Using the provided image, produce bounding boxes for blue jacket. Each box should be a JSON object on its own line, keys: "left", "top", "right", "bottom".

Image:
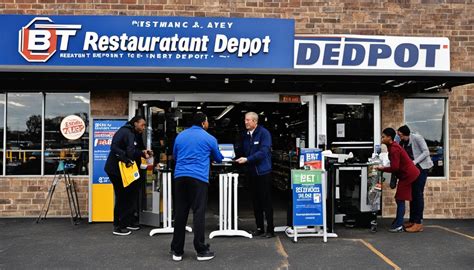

{"left": 173, "top": 126, "right": 224, "bottom": 183}
{"left": 241, "top": 125, "right": 272, "bottom": 175}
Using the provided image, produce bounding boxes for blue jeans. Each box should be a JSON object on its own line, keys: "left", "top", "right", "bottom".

{"left": 393, "top": 200, "right": 405, "bottom": 228}
{"left": 409, "top": 169, "right": 428, "bottom": 224}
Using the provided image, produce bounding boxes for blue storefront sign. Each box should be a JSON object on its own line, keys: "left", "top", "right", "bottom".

{"left": 92, "top": 119, "right": 126, "bottom": 184}
{"left": 0, "top": 15, "right": 294, "bottom": 69}
{"left": 292, "top": 170, "right": 324, "bottom": 226}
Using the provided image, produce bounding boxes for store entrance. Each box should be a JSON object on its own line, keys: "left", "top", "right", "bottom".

{"left": 133, "top": 94, "right": 314, "bottom": 226}
{"left": 320, "top": 95, "right": 381, "bottom": 161}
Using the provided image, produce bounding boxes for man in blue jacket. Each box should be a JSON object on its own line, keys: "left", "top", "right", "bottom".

{"left": 170, "top": 112, "right": 223, "bottom": 262}
{"left": 236, "top": 112, "right": 274, "bottom": 238}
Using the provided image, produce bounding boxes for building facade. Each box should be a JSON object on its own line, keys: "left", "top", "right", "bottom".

{"left": 0, "top": 0, "right": 473, "bottom": 219}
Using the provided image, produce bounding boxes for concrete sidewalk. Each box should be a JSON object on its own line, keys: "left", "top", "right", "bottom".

{"left": 1, "top": 217, "right": 473, "bottom": 269}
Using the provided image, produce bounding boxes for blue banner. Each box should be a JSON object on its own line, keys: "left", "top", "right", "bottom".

{"left": 92, "top": 119, "right": 126, "bottom": 184}
{"left": 0, "top": 15, "right": 294, "bottom": 69}
{"left": 292, "top": 170, "right": 324, "bottom": 226}
{"left": 299, "top": 148, "right": 322, "bottom": 169}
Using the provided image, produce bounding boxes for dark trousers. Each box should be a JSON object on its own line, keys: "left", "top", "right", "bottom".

{"left": 171, "top": 177, "right": 209, "bottom": 255}
{"left": 409, "top": 169, "right": 428, "bottom": 224}
{"left": 393, "top": 199, "right": 405, "bottom": 228}
{"left": 109, "top": 174, "right": 138, "bottom": 229}
{"left": 249, "top": 173, "right": 274, "bottom": 233}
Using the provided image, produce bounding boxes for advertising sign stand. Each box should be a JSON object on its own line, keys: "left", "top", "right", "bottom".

{"left": 285, "top": 169, "right": 337, "bottom": 243}
{"left": 287, "top": 150, "right": 338, "bottom": 243}
{"left": 209, "top": 173, "right": 252, "bottom": 239}
{"left": 37, "top": 161, "right": 81, "bottom": 225}
{"left": 149, "top": 171, "right": 192, "bottom": 236}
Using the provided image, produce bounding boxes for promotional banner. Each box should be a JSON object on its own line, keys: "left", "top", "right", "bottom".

{"left": 292, "top": 170, "right": 324, "bottom": 226}
{"left": 0, "top": 15, "right": 294, "bottom": 69}
{"left": 295, "top": 35, "right": 450, "bottom": 71}
{"left": 299, "top": 148, "right": 322, "bottom": 169}
{"left": 92, "top": 119, "right": 126, "bottom": 184}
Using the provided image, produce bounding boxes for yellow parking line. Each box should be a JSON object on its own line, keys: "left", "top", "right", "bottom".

{"left": 425, "top": 225, "right": 474, "bottom": 240}
{"left": 275, "top": 236, "right": 290, "bottom": 270}
{"left": 343, "top": 239, "right": 401, "bottom": 270}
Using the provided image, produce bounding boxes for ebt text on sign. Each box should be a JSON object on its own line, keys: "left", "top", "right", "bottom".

{"left": 19, "top": 17, "right": 81, "bottom": 62}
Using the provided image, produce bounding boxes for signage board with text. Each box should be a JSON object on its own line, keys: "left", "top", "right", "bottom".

{"left": 0, "top": 15, "right": 294, "bottom": 69}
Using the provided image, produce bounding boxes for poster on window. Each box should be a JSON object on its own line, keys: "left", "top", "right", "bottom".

{"left": 92, "top": 119, "right": 126, "bottom": 184}
{"left": 292, "top": 169, "right": 324, "bottom": 226}
{"left": 336, "top": 123, "right": 345, "bottom": 138}
{"left": 60, "top": 115, "right": 86, "bottom": 140}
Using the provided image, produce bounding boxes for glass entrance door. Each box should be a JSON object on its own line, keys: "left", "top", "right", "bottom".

{"left": 319, "top": 95, "right": 380, "bottom": 162}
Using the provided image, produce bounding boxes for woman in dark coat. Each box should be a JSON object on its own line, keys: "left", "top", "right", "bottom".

{"left": 377, "top": 128, "right": 420, "bottom": 232}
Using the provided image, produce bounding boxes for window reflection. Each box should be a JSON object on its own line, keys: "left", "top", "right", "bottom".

{"left": 44, "top": 93, "right": 89, "bottom": 175}
{"left": 404, "top": 99, "right": 446, "bottom": 177}
{"left": 6, "top": 93, "right": 42, "bottom": 175}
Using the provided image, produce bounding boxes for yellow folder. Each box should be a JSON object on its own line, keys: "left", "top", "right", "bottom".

{"left": 119, "top": 161, "right": 140, "bottom": 188}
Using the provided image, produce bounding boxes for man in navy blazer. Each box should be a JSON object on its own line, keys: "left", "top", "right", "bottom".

{"left": 236, "top": 112, "right": 274, "bottom": 238}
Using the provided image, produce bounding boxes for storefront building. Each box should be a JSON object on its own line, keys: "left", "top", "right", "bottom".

{"left": 0, "top": 1, "right": 473, "bottom": 219}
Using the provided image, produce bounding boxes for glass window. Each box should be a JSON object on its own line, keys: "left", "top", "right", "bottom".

{"left": 44, "top": 93, "right": 90, "bottom": 175}
{"left": 404, "top": 99, "right": 446, "bottom": 177}
{"left": 6, "top": 93, "right": 42, "bottom": 175}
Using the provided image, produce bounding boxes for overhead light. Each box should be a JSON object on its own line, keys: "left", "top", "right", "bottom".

{"left": 190, "top": 75, "right": 197, "bottom": 80}
{"left": 165, "top": 77, "right": 171, "bottom": 83}
{"left": 248, "top": 79, "right": 253, "bottom": 84}
{"left": 216, "top": 105, "right": 235, "bottom": 120}
{"left": 224, "top": 78, "right": 229, "bottom": 84}
{"left": 424, "top": 82, "right": 447, "bottom": 91}
{"left": 271, "top": 78, "right": 276, "bottom": 84}
{"left": 150, "top": 107, "right": 164, "bottom": 114}
{"left": 383, "top": 80, "right": 396, "bottom": 85}
{"left": 197, "top": 106, "right": 201, "bottom": 110}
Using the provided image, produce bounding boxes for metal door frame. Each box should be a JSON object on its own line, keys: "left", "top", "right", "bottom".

{"left": 317, "top": 94, "right": 381, "bottom": 149}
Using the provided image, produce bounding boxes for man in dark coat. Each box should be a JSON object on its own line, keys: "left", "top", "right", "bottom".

{"left": 104, "top": 116, "right": 151, "bottom": 236}
{"left": 236, "top": 112, "right": 274, "bottom": 238}
{"left": 377, "top": 128, "right": 420, "bottom": 232}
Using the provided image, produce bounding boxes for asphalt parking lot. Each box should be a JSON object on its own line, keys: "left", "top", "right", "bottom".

{"left": 1, "top": 216, "right": 473, "bottom": 269}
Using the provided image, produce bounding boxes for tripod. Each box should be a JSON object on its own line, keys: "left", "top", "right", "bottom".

{"left": 36, "top": 161, "right": 82, "bottom": 225}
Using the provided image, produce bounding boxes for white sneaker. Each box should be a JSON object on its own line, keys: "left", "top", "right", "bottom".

{"left": 197, "top": 250, "right": 215, "bottom": 261}
{"left": 170, "top": 251, "right": 182, "bottom": 262}
{"left": 388, "top": 226, "right": 404, "bottom": 233}
{"left": 113, "top": 228, "right": 131, "bottom": 236}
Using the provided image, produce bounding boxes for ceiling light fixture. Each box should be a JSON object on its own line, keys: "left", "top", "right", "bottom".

{"left": 424, "top": 82, "right": 447, "bottom": 91}
{"left": 216, "top": 105, "right": 235, "bottom": 120}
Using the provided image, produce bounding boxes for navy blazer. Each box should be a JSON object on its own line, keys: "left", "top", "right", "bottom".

{"left": 241, "top": 125, "right": 272, "bottom": 176}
